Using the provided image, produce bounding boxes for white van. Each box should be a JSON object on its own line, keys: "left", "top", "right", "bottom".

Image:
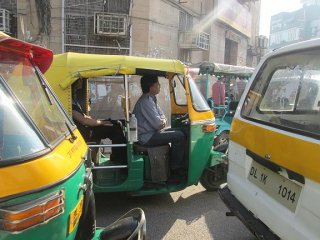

{"left": 219, "top": 38, "right": 320, "bottom": 240}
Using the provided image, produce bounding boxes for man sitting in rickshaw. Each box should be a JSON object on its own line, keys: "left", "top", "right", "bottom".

{"left": 71, "top": 79, "right": 126, "bottom": 162}
{"left": 133, "top": 75, "right": 187, "bottom": 182}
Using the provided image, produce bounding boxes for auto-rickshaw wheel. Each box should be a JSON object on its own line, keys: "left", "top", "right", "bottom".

{"left": 200, "top": 164, "right": 227, "bottom": 191}
{"left": 75, "top": 191, "right": 96, "bottom": 240}
{"left": 213, "top": 131, "right": 229, "bottom": 153}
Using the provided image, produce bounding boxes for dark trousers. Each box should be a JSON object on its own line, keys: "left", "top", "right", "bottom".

{"left": 144, "top": 128, "right": 186, "bottom": 171}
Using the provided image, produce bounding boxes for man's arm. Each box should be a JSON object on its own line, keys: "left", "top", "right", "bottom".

{"left": 140, "top": 99, "right": 166, "bottom": 130}
{"left": 72, "top": 110, "right": 112, "bottom": 127}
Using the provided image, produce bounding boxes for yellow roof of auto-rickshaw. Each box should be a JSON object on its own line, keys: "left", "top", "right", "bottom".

{"left": 45, "top": 52, "right": 186, "bottom": 89}
{"left": 0, "top": 31, "right": 53, "bottom": 73}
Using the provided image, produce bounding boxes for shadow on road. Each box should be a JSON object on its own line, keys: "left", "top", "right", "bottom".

{"left": 95, "top": 185, "right": 256, "bottom": 240}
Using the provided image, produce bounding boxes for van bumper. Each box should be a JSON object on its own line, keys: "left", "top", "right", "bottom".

{"left": 219, "top": 186, "right": 280, "bottom": 240}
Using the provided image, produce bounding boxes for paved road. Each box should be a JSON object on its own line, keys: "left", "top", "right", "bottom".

{"left": 95, "top": 184, "right": 256, "bottom": 240}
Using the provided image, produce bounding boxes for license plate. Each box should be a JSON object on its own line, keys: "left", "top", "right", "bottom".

{"left": 68, "top": 196, "right": 84, "bottom": 234}
{"left": 248, "top": 160, "right": 302, "bottom": 212}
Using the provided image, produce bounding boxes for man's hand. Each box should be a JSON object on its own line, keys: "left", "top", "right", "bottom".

{"left": 160, "top": 118, "right": 166, "bottom": 128}
{"left": 99, "top": 120, "right": 113, "bottom": 126}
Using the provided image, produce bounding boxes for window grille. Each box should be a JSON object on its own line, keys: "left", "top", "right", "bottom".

{"left": 95, "top": 13, "right": 127, "bottom": 36}
{"left": 0, "top": 9, "right": 10, "bottom": 33}
{"left": 179, "top": 11, "right": 193, "bottom": 32}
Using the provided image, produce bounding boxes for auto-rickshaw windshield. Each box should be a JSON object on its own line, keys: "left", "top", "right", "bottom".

{"left": 188, "top": 75, "right": 211, "bottom": 111}
{"left": 172, "top": 74, "right": 187, "bottom": 105}
{"left": 0, "top": 83, "right": 45, "bottom": 162}
{"left": 0, "top": 51, "right": 72, "bottom": 145}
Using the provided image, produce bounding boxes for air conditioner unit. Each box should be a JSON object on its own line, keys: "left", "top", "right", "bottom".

{"left": 178, "top": 31, "right": 210, "bottom": 50}
{"left": 94, "top": 13, "right": 128, "bottom": 36}
{"left": 0, "top": 9, "right": 10, "bottom": 33}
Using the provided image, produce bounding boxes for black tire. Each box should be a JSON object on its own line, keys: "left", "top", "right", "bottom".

{"left": 213, "top": 131, "right": 229, "bottom": 153}
{"left": 76, "top": 191, "right": 96, "bottom": 240}
{"left": 200, "top": 164, "right": 227, "bottom": 191}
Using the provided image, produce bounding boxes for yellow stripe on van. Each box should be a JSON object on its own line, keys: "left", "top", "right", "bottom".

{"left": 0, "top": 130, "right": 87, "bottom": 199}
{"left": 231, "top": 118, "right": 320, "bottom": 183}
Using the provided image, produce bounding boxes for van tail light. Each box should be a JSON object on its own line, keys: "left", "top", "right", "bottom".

{"left": 202, "top": 123, "right": 216, "bottom": 133}
{"left": 0, "top": 190, "right": 65, "bottom": 233}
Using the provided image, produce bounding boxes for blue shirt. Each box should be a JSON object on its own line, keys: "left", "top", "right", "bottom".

{"left": 133, "top": 94, "right": 165, "bottom": 144}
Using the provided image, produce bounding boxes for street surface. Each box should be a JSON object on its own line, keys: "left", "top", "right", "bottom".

{"left": 95, "top": 184, "right": 256, "bottom": 240}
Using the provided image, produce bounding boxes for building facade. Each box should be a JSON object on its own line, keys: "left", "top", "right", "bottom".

{"left": 269, "top": 2, "right": 320, "bottom": 49}
{"left": 0, "top": 0, "right": 262, "bottom": 67}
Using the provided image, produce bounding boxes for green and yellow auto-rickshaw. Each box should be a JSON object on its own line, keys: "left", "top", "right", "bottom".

{"left": 45, "top": 53, "right": 225, "bottom": 194}
{"left": 189, "top": 62, "right": 254, "bottom": 152}
{"left": 0, "top": 33, "right": 145, "bottom": 240}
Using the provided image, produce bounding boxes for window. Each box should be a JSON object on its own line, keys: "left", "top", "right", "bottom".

{"left": 0, "top": 9, "right": 10, "bottom": 33}
{"left": 241, "top": 49, "right": 320, "bottom": 139}
{"left": 95, "top": 13, "right": 127, "bottom": 36}
{"left": 179, "top": 11, "right": 193, "bottom": 32}
{"left": 196, "top": 32, "right": 210, "bottom": 50}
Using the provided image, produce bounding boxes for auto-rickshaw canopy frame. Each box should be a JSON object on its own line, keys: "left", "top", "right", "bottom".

{"left": 49, "top": 52, "right": 186, "bottom": 90}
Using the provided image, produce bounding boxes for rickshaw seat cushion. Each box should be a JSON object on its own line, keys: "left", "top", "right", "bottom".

{"left": 133, "top": 143, "right": 149, "bottom": 154}
{"left": 133, "top": 143, "right": 170, "bottom": 155}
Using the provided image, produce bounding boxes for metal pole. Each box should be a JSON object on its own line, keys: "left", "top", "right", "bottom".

{"left": 124, "top": 75, "right": 130, "bottom": 141}
{"left": 61, "top": 0, "right": 65, "bottom": 52}
{"left": 205, "top": 72, "right": 209, "bottom": 100}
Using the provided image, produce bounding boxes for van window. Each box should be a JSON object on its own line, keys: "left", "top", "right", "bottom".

{"left": 241, "top": 49, "right": 320, "bottom": 139}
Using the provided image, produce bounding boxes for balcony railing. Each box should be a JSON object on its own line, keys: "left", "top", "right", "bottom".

{"left": 178, "top": 31, "right": 210, "bottom": 51}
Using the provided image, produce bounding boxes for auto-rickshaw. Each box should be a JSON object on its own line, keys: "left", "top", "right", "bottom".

{"left": 44, "top": 53, "right": 225, "bottom": 194}
{"left": 0, "top": 32, "right": 146, "bottom": 239}
{"left": 188, "top": 62, "right": 254, "bottom": 151}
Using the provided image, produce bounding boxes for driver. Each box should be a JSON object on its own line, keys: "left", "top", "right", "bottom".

{"left": 72, "top": 79, "right": 126, "bottom": 162}
{"left": 133, "top": 75, "right": 187, "bottom": 182}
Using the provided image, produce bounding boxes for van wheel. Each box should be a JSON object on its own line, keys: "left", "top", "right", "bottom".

{"left": 213, "top": 131, "right": 229, "bottom": 153}
{"left": 200, "top": 164, "right": 227, "bottom": 191}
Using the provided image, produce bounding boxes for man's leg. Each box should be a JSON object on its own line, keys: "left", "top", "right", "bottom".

{"left": 145, "top": 129, "right": 186, "bottom": 171}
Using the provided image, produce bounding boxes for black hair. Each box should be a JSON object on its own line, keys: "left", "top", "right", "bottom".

{"left": 140, "top": 75, "right": 158, "bottom": 94}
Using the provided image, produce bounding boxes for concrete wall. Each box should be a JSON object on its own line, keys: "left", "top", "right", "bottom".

{"left": 16, "top": 0, "right": 62, "bottom": 52}
{"left": 131, "top": 0, "right": 151, "bottom": 56}
{"left": 148, "top": 0, "right": 179, "bottom": 58}
{"left": 209, "top": 22, "right": 226, "bottom": 63}
{"left": 49, "top": 1, "right": 63, "bottom": 53}
{"left": 131, "top": 0, "right": 180, "bottom": 58}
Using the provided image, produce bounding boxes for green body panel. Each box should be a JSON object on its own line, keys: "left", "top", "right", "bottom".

{"left": 208, "top": 149, "right": 225, "bottom": 166}
{"left": 188, "top": 125, "right": 214, "bottom": 183}
{"left": 0, "top": 164, "right": 86, "bottom": 240}
{"left": 92, "top": 124, "right": 217, "bottom": 195}
{"left": 93, "top": 150, "right": 144, "bottom": 192}
{"left": 214, "top": 118, "right": 231, "bottom": 136}
{"left": 130, "top": 183, "right": 187, "bottom": 196}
